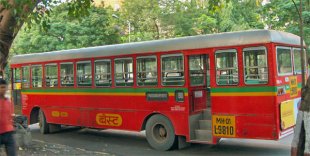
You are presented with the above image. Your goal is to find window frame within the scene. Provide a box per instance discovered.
[215,49,239,86]
[76,61,92,87]
[292,48,307,75]
[60,62,74,87]
[21,66,30,88]
[189,55,206,87]
[12,68,22,90]
[94,59,112,87]
[161,53,185,87]
[276,46,293,76]
[31,64,43,88]
[242,46,268,85]
[136,55,158,87]
[45,63,58,88]
[13,68,21,83]
[114,57,134,87]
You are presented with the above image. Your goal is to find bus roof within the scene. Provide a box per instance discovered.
[10,29,303,65]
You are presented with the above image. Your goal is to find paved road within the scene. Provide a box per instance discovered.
[28,124,293,156]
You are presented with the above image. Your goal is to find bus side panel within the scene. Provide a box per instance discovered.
[22,90,190,137]
[21,94,32,124]
[22,93,45,124]
[212,95,278,140]
[86,94,190,136]
[275,73,303,137]
[236,115,277,139]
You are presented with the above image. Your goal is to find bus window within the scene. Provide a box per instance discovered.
[137,56,157,86]
[115,58,133,87]
[243,47,268,85]
[293,48,302,74]
[13,68,21,89]
[60,63,74,87]
[189,55,205,86]
[31,65,43,88]
[95,60,111,87]
[215,49,238,85]
[161,54,184,86]
[22,66,30,88]
[45,64,58,87]
[293,48,306,74]
[77,61,92,87]
[13,68,21,83]
[277,47,292,75]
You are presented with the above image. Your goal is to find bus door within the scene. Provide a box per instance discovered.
[188,54,209,112]
[12,68,22,105]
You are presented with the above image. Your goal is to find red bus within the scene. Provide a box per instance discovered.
[10,30,306,150]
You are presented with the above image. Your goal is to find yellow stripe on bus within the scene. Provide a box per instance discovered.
[21,92,189,97]
[22,89,300,97]
[211,92,277,96]
[211,88,301,97]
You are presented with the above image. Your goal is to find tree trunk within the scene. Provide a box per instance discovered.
[153,18,160,40]
[0,2,17,71]
[0,0,38,75]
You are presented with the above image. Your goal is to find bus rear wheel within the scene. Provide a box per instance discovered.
[39,109,49,134]
[145,114,177,151]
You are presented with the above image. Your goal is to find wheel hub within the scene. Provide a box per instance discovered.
[153,124,168,142]
[159,126,167,138]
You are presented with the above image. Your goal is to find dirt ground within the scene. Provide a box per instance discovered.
[0,139,111,156]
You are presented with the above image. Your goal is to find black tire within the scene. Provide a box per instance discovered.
[145,114,177,151]
[39,109,49,134]
[49,124,61,133]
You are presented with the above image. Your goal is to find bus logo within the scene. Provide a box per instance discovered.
[96,113,122,127]
[52,111,69,117]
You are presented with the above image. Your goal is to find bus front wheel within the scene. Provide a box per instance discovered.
[39,109,49,134]
[145,114,177,151]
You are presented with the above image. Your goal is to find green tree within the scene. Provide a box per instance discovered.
[120,0,264,41]
[11,4,121,55]
[160,0,217,36]
[0,0,93,71]
[262,0,310,46]
[120,0,162,41]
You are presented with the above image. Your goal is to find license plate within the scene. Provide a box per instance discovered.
[212,115,236,137]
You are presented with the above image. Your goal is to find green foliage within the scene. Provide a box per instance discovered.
[0,0,12,9]
[0,0,94,34]
[120,0,264,41]
[67,0,92,18]
[7,0,310,56]
[261,0,310,47]
[118,0,308,49]
[11,4,121,55]
[120,0,162,41]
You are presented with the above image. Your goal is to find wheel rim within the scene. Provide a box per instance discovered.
[152,123,168,143]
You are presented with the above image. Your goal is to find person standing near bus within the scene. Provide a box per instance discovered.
[0,79,16,156]
[292,58,310,156]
